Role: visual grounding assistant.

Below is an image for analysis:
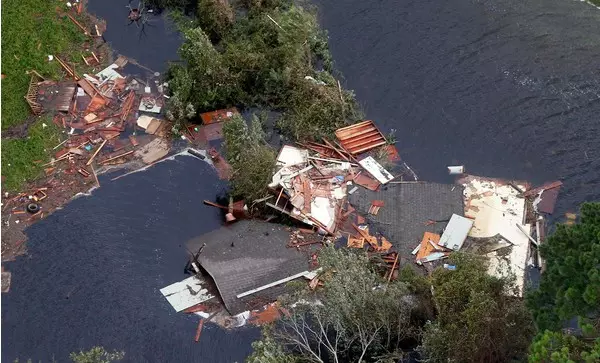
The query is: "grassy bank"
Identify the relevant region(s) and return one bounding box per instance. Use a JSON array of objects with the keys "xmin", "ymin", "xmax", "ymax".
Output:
[
  {"xmin": 1, "ymin": 0, "xmax": 88, "ymax": 129},
  {"xmin": 1, "ymin": 0, "xmax": 93, "ymax": 191},
  {"xmin": 1, "ymin": 118, "xmax": 63, "ymax": 191}
]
